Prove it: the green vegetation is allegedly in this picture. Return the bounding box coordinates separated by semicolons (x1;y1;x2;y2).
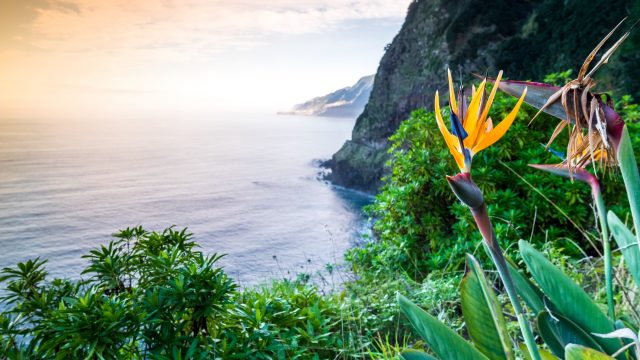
0;226;450;358
0;227;359;358
348;85;637;279
3;80;640;358
394;38;640;358
2;67;640;359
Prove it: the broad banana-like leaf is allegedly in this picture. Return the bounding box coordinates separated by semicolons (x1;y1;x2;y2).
485;79;570;121
397;293;489;360
614;319;639;359
537;311;604;359
505;257;545;314
518;241;621;355
518;344;558;360
607;211;640;287
565;344;615;360
461;254;514;360
488;243;545;314
400;349;437;360
593;327;640;358
616;318;639;334
617;126;640;246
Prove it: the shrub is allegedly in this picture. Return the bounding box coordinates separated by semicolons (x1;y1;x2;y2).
0;227;421;359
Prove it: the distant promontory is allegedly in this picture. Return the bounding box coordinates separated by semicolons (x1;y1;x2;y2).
279;75;373;118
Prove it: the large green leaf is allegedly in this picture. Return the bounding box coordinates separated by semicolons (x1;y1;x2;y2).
518;241;620;355
537;311;604;359
538;313;567;359
461;254;513;360
618;125;640;245
608;211;640;287
490;245;545;314
506;258;544;314
565;344;615;360
397;293;489;360
400;349;437;360
518;344;557;360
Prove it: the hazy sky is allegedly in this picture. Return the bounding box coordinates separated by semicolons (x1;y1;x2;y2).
0;0;410;119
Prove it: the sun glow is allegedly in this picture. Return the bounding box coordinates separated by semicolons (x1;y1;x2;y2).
0;0;410;119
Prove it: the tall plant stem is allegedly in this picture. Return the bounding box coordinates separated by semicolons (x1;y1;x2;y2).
526;161;615;318
471;204;542;360
593;184;615;320
617;125;640;246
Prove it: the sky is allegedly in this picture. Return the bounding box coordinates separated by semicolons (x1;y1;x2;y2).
0;0;411;119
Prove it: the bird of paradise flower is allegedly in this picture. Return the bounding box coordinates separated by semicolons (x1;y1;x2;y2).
429;69;543;360
434;69;526;173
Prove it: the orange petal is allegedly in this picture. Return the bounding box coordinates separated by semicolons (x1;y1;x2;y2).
474;117;494;145
435;91;465;169
479;70;503;124
472;87;527;154
593;149;607;161
462;80;486;148
447;69;458;114
469;71;503;147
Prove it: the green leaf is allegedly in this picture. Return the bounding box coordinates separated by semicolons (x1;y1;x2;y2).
397;293;489;360
186;338;199;359
539;315;567;358
518;241;620;355
537;311;604;359
505;257;544;314
565;344;615;360
518;344;557;360
400;349;437;360
608;211;640;287
461;254;514;360
618;125;640;246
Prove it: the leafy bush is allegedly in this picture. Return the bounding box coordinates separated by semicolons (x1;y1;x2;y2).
220;280;348;359
0;227;373;359
0;226;478;359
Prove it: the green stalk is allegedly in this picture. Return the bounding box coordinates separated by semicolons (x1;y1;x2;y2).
617;125;640;245
593;184;615;320
528;163;615;319
448;172;540;360
471;205;542;360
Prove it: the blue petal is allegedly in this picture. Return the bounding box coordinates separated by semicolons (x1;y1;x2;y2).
540;143;566;160
449;109;468;140
463;148;472;165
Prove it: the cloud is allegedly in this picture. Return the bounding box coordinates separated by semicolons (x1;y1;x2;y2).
6;0;408;56
0;0;410;118
0;1;78;48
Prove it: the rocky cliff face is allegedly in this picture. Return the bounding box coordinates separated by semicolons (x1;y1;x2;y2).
330;0;640;193
280;75;374;118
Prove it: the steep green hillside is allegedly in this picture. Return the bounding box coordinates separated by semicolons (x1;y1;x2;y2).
330;0;640;192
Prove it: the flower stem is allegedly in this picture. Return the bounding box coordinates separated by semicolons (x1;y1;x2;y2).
593;183;615;320
471;204;542;360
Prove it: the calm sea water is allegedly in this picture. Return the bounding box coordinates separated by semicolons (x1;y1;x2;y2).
0;114;371;285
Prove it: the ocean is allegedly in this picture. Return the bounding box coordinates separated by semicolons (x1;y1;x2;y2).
0;113;371;285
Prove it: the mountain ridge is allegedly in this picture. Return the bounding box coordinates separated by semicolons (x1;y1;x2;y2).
329;0;640;193
280;75;374;118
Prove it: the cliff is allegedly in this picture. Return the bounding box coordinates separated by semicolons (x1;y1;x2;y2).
280;75;374;118
329;0;640;193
